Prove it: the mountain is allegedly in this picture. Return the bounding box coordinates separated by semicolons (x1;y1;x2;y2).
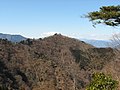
0;34;119;90
0;33;27;42
0;33;112;48
81;39;111;47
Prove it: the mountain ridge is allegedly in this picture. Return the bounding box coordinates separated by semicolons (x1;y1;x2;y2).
0;33;112;47
0;33;27;42
81;39;111;47
0;34;119;90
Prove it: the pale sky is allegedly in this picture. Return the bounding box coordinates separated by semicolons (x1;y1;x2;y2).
0;0;120;40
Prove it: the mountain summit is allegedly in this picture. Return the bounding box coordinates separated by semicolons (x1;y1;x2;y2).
0;33;112;47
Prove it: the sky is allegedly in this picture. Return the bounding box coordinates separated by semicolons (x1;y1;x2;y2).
0;0;120;40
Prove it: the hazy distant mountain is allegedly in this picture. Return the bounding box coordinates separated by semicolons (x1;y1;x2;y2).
0;33;27;42
81;39;111;47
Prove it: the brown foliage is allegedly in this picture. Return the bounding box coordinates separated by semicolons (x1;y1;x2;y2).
0;35;118;90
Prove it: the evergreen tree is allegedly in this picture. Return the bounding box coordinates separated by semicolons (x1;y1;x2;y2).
85;5;120;26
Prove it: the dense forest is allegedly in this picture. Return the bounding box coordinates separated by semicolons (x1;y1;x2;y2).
0;34;119;90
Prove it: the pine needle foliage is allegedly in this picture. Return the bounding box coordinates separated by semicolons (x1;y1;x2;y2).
86;5;120;26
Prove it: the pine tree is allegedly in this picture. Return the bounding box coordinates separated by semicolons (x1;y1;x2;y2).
85;5;120;26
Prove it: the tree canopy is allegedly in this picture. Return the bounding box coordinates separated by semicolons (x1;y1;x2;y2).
86;5;120;26
86;73;118;90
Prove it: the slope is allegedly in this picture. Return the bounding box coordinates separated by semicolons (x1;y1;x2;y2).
0;34;117;90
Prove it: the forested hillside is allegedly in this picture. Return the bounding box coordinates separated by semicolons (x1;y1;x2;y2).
0;34;119;90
